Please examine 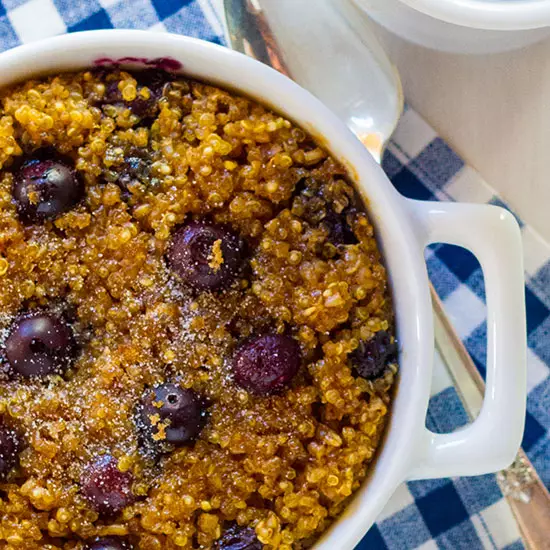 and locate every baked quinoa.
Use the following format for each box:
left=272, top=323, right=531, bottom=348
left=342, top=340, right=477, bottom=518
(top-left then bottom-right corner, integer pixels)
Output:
left=0, top=68, right=397, bottom=549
